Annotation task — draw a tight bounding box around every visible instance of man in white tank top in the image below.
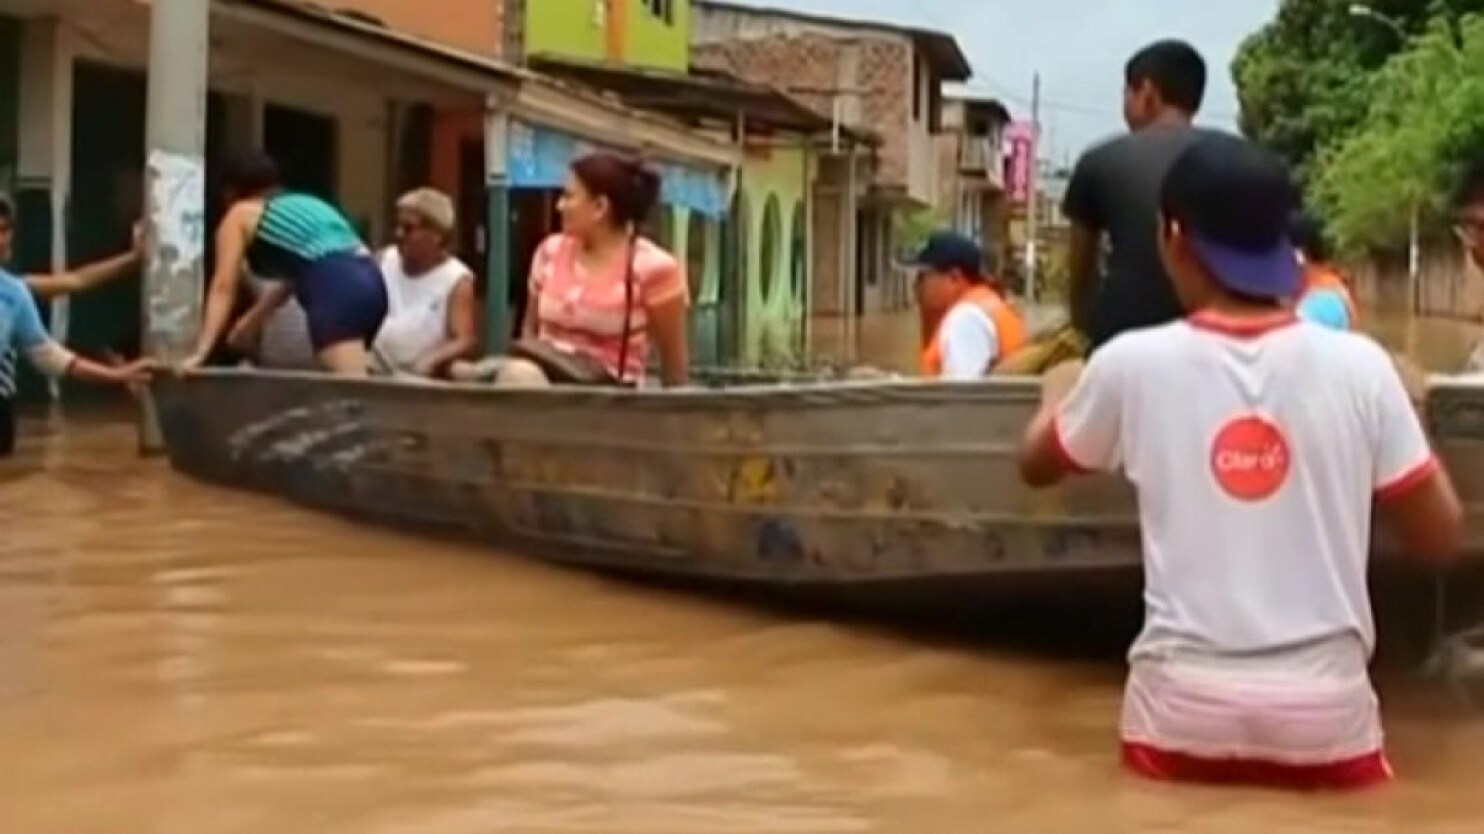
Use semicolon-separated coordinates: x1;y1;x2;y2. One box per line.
372;188;477;377
1018;132;1464;790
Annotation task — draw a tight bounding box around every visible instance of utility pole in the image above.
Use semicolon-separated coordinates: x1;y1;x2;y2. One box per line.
1023;71;1041;303
1349;3;1424;313
1408;202;1421;314
140;0;210;454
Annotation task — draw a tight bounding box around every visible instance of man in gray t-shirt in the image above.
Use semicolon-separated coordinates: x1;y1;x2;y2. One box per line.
1062;39;1210;351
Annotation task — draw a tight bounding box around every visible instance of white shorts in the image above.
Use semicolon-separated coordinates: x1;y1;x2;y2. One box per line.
1120;657;1389;788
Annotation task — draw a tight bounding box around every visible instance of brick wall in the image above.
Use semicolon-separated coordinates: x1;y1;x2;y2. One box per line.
336;0;503;55
693;33;913;188
859;38;912;189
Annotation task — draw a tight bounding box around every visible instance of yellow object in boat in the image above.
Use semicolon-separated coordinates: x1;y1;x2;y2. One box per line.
993;321;1090;376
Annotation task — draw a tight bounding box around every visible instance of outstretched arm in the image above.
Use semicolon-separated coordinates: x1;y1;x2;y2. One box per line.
1018;354;1123;487
26;251;141;299
226;280;292;354
1370;351;1463;565
28;343;154;386
8;281;152;386
184;204;255;368
25;224;144;299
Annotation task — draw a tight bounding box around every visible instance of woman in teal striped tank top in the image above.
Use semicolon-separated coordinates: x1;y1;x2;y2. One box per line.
183;151;388;375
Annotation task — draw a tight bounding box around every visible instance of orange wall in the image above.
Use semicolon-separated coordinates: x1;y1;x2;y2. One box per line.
334;0;496;203
335;0;502;55
431;109;482;199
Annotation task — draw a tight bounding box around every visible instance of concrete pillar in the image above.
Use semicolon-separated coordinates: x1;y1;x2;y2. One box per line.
140;0;210;453
15;19;74;402
16;18;74;360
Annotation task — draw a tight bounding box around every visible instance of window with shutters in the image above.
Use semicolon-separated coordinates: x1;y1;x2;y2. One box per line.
642;0;673;25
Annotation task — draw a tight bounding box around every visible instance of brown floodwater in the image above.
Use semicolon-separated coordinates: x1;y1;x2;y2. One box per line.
3;313;1484;832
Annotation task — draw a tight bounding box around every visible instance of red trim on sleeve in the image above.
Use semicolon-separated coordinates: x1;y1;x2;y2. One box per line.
1050;413;1093;474
1376;455;1441;504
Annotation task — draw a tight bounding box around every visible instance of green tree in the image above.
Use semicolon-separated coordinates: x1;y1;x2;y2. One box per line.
1309;14;1484;252
1232;0;1480;182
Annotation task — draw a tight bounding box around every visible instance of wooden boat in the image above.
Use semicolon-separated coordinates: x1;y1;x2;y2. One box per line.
148;370;1484;632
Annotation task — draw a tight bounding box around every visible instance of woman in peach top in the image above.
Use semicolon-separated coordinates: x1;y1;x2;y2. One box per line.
458;152;690;388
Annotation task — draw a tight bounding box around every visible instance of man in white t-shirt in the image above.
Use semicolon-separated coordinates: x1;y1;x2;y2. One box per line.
1017;131;1464;790
907;231;1025;379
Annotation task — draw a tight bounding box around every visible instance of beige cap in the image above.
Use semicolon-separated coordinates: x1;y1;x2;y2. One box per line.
396;187;456;233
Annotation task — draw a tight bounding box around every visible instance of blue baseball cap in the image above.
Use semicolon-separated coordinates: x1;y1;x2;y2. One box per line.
902;230;986;277
1160;132;1301;299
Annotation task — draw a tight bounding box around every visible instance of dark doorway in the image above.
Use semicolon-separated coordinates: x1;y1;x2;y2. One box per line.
508;188;558;340
456;137;484;277
54;61;228;401
854;208;870;316
263;103;338;203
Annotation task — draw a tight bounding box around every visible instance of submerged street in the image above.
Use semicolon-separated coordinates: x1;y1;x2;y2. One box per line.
2;313;1482;832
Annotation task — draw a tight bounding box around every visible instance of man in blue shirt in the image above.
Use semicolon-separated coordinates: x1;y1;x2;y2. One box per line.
0;195;153;457
1288;212;1357;332
1296;291;1352;330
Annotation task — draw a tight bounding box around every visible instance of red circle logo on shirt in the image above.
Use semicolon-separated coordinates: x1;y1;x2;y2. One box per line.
1210;415;1291;501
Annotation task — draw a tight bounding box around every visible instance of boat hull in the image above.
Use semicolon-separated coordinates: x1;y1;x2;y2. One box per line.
148;371;1484;638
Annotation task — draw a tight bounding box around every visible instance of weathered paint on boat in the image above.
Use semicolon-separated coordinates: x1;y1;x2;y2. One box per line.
150;370;1134;582
147;371;1484;620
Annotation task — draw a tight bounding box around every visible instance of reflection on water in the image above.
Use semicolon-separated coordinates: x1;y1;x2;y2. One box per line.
2;313;1484;831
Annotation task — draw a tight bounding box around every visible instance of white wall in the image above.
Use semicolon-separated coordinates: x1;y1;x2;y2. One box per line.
17;16;76;351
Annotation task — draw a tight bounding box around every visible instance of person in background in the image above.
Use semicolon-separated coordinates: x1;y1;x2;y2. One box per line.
453;152;689;387
0;194;145;457
908;230;1026;379
0;198;154;457
1018;132;1461;789
189;150;387;375
1290;211;1358;331
371;188;477;378
1063;39;1213;352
